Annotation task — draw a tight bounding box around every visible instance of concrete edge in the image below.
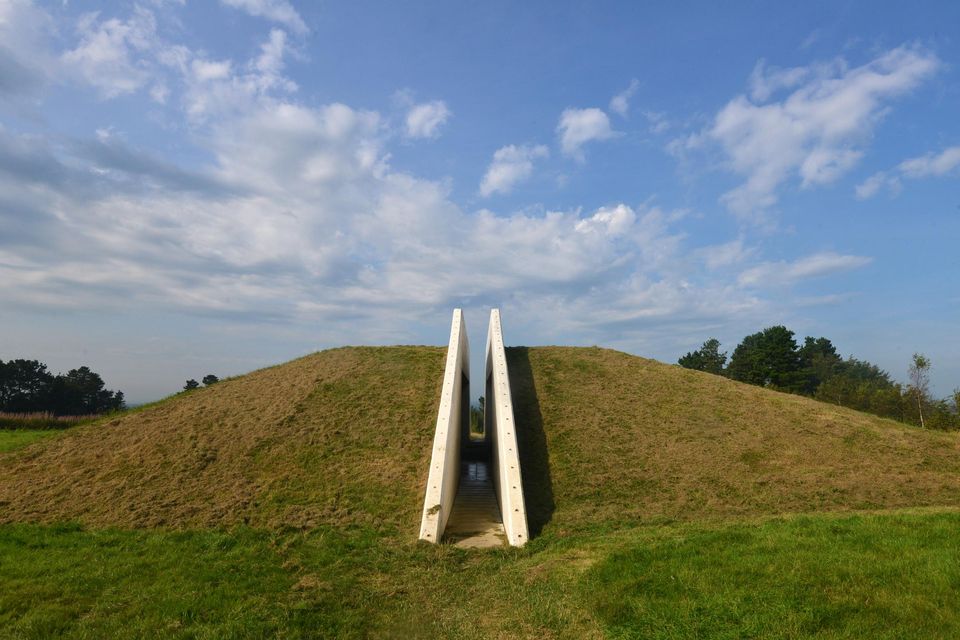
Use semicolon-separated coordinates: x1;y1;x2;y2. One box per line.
486;309;529;547
418;309;469;543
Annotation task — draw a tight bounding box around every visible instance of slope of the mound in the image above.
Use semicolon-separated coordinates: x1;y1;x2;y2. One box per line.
0;347;444;532
508;346;960;535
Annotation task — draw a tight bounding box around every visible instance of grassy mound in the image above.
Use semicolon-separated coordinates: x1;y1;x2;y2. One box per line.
0;347;444;532
509;346;960;535
4;343;960;637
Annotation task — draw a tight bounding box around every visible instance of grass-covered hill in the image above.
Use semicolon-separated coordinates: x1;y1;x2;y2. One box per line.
508;346;960;537
5;344;957;535
2;344;960;638
0;346;444;532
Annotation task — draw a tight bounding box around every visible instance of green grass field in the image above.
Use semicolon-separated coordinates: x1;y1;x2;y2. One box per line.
2;346;959;638
0;429;60;453
2;511;958;638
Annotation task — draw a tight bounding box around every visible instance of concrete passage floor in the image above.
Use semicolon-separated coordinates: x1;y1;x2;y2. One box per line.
444;461;507;549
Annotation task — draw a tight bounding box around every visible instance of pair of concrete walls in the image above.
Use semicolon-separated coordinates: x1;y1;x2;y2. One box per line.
418;309;529;547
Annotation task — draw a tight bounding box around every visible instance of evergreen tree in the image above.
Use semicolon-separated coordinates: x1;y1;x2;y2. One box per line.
48;367;125;415
678;338;727;375
0;359;54;412
798;336;842;394
727;326;803;391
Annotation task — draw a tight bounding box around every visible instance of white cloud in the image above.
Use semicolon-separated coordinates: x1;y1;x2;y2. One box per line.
699;237;754;270
220;0;307;35
181;29;297;122
644;111;670;134
609;78;639;117
61;7;159;98
0;7;878;391
479;144;548;197
855;145;960;199
0;100;766;343
404;100;451;139
192;59;232;82
747;59;811;102
557;107;617;160
738;252;871;287
574;203;636;236
253;28;289;76
854;171;890;199
0;1;909;404
697;46;940;221
897;146;960;178
149;81;169;103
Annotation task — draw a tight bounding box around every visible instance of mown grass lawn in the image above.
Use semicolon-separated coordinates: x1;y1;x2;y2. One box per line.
584;510;960;639
0;430;61;453
2;510;958;639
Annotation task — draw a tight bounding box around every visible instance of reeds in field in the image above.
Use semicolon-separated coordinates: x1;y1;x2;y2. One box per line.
0;412;99;430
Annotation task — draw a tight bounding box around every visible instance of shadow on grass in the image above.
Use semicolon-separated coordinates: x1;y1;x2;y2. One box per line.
506;347;555;538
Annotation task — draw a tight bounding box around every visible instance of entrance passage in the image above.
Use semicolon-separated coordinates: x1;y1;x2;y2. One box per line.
443;460;507;548
419;308;527;547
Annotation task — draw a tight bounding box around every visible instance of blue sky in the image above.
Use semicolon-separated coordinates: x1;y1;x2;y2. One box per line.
1;0;958;403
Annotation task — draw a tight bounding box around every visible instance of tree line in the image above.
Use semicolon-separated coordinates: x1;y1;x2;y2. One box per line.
679;327;959;430
0;359;125;416
183;375;219;390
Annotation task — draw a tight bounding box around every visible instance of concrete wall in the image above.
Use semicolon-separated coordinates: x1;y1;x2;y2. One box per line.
419;309;470;543
485;309;529;546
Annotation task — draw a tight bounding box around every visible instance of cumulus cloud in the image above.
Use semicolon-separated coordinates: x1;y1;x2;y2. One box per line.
738;252;872;287
0;3;876;383
220;0;307;35
686;46;940;221
181;29;298;122
856;145;960;199
479;144;548;197
557;107;617;160
609;78;639;117
574;203;636;236
404;100;451;139
0;92;769;344
192;59;232;82
60;7;160;98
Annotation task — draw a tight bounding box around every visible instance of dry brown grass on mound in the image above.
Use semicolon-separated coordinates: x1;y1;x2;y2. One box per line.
5;342;958;539
0;346;444;532
509;346;960;534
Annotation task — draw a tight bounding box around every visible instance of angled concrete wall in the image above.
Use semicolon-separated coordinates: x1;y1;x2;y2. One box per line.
485;309;529;546
419;309;470;543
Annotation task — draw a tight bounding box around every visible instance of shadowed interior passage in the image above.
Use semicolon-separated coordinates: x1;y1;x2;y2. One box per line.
443;460;506;548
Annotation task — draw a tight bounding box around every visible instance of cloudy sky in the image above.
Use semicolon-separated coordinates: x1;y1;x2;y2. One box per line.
1;0;958;403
